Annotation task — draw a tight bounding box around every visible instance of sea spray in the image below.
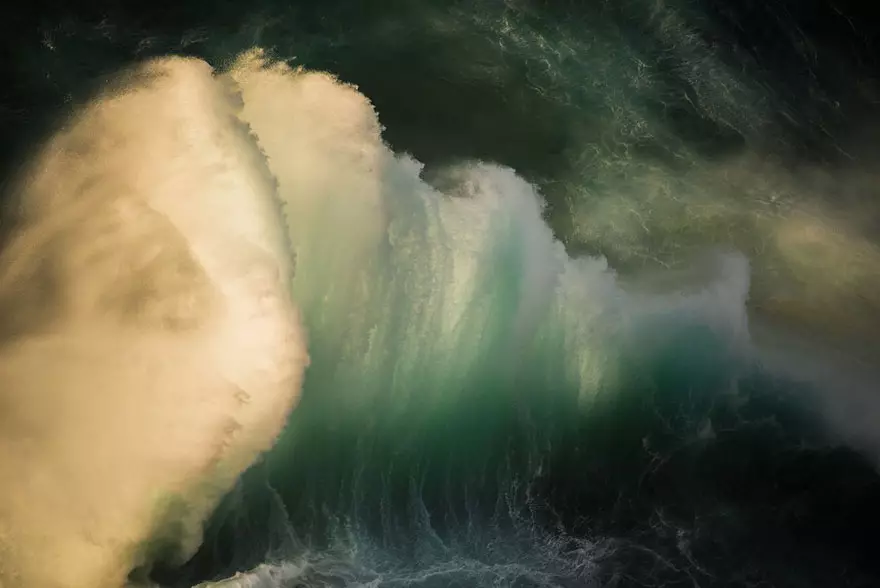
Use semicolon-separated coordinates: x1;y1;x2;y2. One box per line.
228;49;752;414
0;56;307;587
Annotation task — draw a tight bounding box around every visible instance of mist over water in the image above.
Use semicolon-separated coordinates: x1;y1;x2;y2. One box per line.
1;1;880;587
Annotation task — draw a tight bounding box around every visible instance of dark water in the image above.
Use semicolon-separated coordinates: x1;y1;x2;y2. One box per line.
3;1;880;587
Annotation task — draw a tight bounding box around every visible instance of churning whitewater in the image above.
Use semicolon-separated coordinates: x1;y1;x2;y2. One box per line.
1;40;878;587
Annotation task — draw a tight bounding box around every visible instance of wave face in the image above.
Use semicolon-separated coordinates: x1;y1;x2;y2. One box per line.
1;1;880;587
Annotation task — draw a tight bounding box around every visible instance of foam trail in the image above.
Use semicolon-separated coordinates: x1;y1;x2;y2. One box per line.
0;58;307;587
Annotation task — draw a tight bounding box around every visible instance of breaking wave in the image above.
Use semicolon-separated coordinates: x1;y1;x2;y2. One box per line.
1;2;880;585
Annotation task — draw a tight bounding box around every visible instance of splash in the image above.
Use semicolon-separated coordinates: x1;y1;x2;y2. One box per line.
164;51;758;586
4;47;857;587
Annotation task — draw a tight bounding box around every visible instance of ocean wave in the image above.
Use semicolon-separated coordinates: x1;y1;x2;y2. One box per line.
0;2;879;585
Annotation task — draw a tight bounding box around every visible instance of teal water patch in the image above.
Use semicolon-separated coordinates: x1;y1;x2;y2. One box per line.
169;332;868;587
